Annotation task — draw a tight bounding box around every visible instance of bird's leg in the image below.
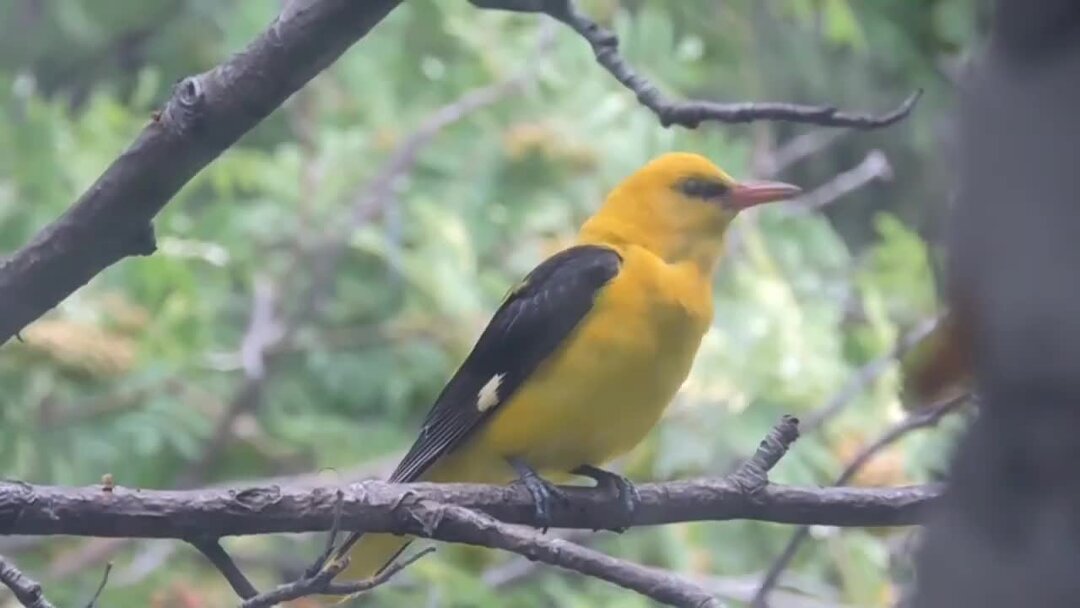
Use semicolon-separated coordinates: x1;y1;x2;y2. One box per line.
572;464;640;533
508;457;567;533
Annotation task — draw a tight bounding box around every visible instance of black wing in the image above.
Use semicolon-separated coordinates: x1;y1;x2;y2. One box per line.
389;244;622;483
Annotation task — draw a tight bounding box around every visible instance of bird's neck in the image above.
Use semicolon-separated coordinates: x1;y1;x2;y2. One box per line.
577;215;725;275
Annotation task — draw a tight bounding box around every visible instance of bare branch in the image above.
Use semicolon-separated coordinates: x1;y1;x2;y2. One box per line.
177;279;282;489
193;488;413;607
0;0;402;345
84;562;112;608
726;149;899;260
731;415;800;493
470;0;921;129
785;150;894;213
759;130;850;178
0;478;937;540
191;539;259;600
175;31;549;490
0;554;54;608
408;503;723;608
481;529;594;588
752;394;970;607
0;420;937;607
297;25;554;322
241;547;435;608
802;317;941;434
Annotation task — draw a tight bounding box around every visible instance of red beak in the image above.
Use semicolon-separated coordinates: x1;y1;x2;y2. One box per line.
728;180;802;210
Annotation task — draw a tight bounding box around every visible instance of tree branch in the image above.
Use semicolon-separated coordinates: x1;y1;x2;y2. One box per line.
0;478;937;540
297;25;553;322
470;0;921;129
241;546;435;608
731;414;800;493
0;554;54;608
190;538;259;600
752;393;970;607
785;149;894;213
758;129;850;178
173;49;547;489
84;562;112;608
403;502;724;608
802;317;941;434
0;0;403;345
176;278;282;489
0;419;938;607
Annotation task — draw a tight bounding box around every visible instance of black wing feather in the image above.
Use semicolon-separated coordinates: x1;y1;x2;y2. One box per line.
389;245;622;483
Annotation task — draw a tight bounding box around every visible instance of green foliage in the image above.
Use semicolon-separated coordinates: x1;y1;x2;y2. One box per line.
0;0;971;606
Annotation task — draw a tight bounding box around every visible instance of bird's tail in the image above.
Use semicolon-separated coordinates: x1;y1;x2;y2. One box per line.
339;532;413;582
321;452;512;603
316;533;413;605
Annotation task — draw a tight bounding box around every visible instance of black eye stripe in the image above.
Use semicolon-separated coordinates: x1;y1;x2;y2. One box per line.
676;177;729;199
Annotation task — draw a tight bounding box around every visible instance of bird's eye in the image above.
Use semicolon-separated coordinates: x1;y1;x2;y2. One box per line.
676;177;729;200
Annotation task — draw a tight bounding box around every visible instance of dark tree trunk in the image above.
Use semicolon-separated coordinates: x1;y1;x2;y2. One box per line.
912;2;1080;606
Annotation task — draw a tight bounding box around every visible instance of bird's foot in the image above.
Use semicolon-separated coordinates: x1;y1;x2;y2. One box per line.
509;458;567;533
572;464;640;533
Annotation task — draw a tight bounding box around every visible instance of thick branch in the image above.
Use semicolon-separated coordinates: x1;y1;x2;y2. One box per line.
0;0;402;345
471;0;921;129
0;478;937;539
0;554;54;608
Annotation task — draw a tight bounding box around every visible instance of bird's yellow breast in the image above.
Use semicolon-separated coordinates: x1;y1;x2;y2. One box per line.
425;245;712;484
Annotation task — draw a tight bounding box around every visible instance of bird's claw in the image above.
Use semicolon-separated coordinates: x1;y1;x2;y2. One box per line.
510;458;568;533
573;464;639;533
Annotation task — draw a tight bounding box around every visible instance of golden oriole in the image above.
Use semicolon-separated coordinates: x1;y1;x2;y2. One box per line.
331;152;801;585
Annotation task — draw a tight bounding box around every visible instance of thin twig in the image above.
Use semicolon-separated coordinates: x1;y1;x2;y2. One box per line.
470;0;921;129
783;150;893;214
308;489;347;577
191;539;259;600
297;24;554;322
194;487;356;604
83;562;112;608
760;130;850;178
802;317;941;434
0;554;55;608
751;393;970;607
177;279;281;489
241;547;435;608
732;415;801;493
726;150;897;259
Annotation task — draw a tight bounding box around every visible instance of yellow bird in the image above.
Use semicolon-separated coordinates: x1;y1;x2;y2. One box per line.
331;152;801;584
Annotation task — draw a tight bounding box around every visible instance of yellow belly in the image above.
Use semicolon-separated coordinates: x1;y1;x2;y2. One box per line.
425;247;712;485
336;247;714;586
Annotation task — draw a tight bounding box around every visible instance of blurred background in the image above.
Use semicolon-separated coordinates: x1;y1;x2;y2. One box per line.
0;1;979;606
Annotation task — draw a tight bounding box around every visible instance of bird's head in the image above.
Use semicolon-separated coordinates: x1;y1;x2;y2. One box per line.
579;152;801;271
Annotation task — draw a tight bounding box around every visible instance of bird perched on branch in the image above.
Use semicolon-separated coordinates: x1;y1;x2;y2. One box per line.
329;152;801;586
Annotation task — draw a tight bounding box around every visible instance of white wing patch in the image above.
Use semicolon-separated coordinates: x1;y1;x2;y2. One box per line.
476;374;505;412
